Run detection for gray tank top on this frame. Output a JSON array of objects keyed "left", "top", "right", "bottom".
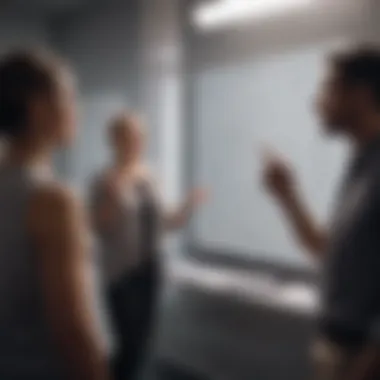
[
  {"left": 90, "top": 172, "right": 163, "bottom": 285},
  {"left": 0, "top": 165, "right": 111, "bottom": 379}
]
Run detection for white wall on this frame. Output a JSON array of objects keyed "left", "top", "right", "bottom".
[
  {"left": 138, "top": 0, "right": 185, "bottom": 257},
  {"left": 139, "top": 0, "right": 184, "bottom": 205}
]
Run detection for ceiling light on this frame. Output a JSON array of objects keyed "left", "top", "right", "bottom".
[{"left": 192, "top": 0, "right": 314, "bottom": 32}]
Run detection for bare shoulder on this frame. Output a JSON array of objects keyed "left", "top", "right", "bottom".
[
  {"left": 29, "top": 181, "right": 83, "bottom": 235},
  {"left": 32, "top": 181, "right": 80, "bottom": 212}
]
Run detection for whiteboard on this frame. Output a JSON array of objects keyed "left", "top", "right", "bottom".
[{"left": 192, "top": 43, "right": 348, "bottom": 265}]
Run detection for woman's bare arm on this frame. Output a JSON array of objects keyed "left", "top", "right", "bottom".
[
  {"left": 276, "top": 189, "right": 327, "bottom": 255},
  {"left": 30, "top": 184, "right": 111, "bottom": 380},
  {"left": 164, "top": 189, "right": 207, "bottom": 231}
]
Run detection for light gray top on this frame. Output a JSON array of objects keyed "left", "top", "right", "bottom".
[
  {"left": 90, "top": 172, "right": 163, "bottom": 285},
  {"left": 0, "top": 164, "right": 112, "bottom": 379}
]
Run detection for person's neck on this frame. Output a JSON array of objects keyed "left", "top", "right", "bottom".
[
  {"left": 4, "top": 137, "right": 53, "bottom": 174},
  {"left": 113, "top": 157, "right": 140, "bottom": 175}
]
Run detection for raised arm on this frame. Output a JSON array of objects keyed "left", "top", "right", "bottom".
[
  {"left": 164, "top": 189, "right": 207, "bottom": 231},
  {"left": 30, "top": 184, "right": 111, "bottom": 380},
  {"left": 263, "top": 151, "right": 327, "bottom": 257}
]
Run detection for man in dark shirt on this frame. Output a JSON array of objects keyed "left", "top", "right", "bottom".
[{"left": 263, "top": 46, "right": 380, "bottom": 380}]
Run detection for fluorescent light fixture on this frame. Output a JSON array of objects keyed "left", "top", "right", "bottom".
[{"left": 192, "top": 0, "right": 314, "bottom": 32}]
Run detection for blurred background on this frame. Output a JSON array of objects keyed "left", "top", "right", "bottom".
[{"left": 1, "top": 0, "right": 379, "bottom": 379}]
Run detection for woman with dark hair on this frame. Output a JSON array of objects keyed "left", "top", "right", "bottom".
[
  {"left": 0, "top": 50, "right": 112, "bottom": 380},
  {"left": 91, "top": 112, "right": 207, "bottom": 380}
]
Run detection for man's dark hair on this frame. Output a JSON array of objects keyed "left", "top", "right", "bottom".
[
  {"left": 331, "top": 45, "right": 380, "bottom": 106},
  {"left": 0, "top": 49, "right": 66, "bottom": 138}
]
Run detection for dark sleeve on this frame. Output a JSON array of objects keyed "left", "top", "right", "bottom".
[{"left": 368, "top": 175, "right": 380, "bottom": 344}]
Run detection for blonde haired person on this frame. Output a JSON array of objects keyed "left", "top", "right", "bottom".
[{"left": 90, "top": 111, "right": 207, "bottom": 380}]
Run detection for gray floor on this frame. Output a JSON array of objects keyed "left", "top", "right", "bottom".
[{"left": 148, "top": 281, "right": 315, "bottom": 380}]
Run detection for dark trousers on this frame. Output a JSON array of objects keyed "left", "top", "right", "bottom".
[{"left": 107, "top": 260, "right": 160, "bottom": 380}]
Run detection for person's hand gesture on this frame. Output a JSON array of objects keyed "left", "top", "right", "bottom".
[{"left": 262, "top": 147, "right": 296, "bottom": 203}]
